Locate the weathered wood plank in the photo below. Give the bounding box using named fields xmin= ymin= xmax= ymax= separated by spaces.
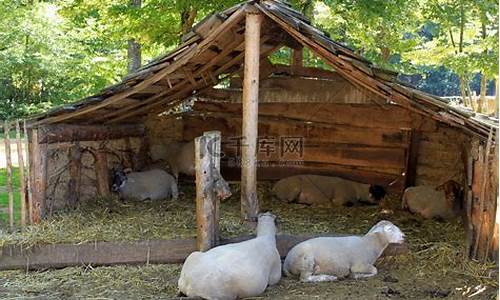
xmin=182 ymin=115 xmax=410 ymax=148
xmin=192 ymin=101 xmax=433 ymax=131
xmin=0 ymin=235 xmax=408 ymax=271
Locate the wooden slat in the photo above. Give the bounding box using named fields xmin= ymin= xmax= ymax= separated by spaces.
xmin=192 ymin=101 xmax=422 ymax=130
xmin=0 ymin=235 xmax=408 ymax=271
xmin=182 ymin=115 xmax=411 ymax=148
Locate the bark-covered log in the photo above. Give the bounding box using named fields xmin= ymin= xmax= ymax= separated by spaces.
xmin=38 ymin=124 xmax=145 ymax=144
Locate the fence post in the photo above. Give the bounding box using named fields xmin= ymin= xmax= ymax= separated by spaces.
xmin=23 ymin=120 xmax=33 ymax=224
xmin=15 ymin=120 xmax=26 ymax=228
xmin=4 ymin=121 xmax=14 ymax=230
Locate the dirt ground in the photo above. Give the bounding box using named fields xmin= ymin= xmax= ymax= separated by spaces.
xmin=0 ymin=182 xmax=498 ymax=299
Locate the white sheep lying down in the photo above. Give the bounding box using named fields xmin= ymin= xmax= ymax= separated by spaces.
xmin=178 ymin=212 xmax=281 ymax=300
xmin=402 ymin=180 xmax=463 ymax=219
xmin=272 ymin=175 xmax=386 ymax=207
xmin=283 ymin=220 xmax=405 ymax=282
xmin=111 ymin=169 xmax=178 ymax=201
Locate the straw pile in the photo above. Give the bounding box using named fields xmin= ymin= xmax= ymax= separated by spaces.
xmin=1 ymin=182 xmax=498 ymax=299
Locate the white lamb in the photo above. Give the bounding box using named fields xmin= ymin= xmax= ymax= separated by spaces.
xmin=283 ymin=220 xmax=405 ymax=282
xmin=178 ymin=212 xmax=281 ymax=300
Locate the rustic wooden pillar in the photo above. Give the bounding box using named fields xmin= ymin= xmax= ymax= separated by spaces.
xmin=95 ymin=149 xmax=110 ymax=198
xmin=67 ymin=143 xmax=82 ymax=208
xmin=4 ymin=121 xmax=14 ymax=230
xmin=195 ymin=132 xmax=221 ymax=251
xmin=15 ymin=120 xmax=26 ymax=228
xmin=291 ymin=46 xmax=303 ymax=72
xmin=29 ymin=128 xmax=48 ymax=223
xmin=24 ymin=121 xmax=33 ymax=224
xmin=241 ymin=8 xmax=262 ymax=222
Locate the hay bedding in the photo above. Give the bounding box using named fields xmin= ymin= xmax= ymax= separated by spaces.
xmin=0 ymin=183 xmax=498 ymax=299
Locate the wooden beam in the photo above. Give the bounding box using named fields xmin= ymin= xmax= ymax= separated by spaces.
xmin=29 ymin=128 xmax=48 ymax=223
xmin=38 ymin=124 xmax=145 ymax=144
xmin=15 ymin=120 xmax=27 ymax=228
xmin=4 ymin=121 xmax=14 ymax=230
xmin=0 ymin=235 xmax=408 ymax=271
xmin=23 ymin=120 xmax=33 ymax=224
xmin=240 ymin=10 xmax=262 ymax=222
xmin=291 ymin=46 xmax=303 ymax=71
xmin=195 ymin=134 xmax=219 ymax=251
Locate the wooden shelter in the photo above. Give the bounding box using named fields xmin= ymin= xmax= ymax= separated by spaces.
xmin=25 ymin=0 xmax=498 ymax=261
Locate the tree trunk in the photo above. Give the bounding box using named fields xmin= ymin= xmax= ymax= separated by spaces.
xmin=127 ymin=0 xmax=142 ymax=74
xmin=495 ymin=78 xmax=499 ymax=118
xmin=460 ymin=76 xmax=470 ymax=108
xmin=479 ymin=73 xmax=487 ymax=113
xmin=180 ymin=7 xmax=198 ymax=37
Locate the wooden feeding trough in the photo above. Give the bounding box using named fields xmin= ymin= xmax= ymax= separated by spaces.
xmin=1 ymin=0 xmax=497 ymax=269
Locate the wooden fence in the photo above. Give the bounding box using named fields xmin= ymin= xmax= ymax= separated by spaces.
xmin=0 ymin=119 xmax=32 ymax=231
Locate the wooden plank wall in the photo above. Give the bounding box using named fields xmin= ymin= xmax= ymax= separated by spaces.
xmin=146 ymin=101 xmax=469 ymax=194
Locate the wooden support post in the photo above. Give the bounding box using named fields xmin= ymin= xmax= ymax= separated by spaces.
xmin=204 ymin=131 xmax=221 ymax=244
xmin=291 ymin=46 xmax=303 ymax=73
xmin=23 ymin=121 xmax=33 ymax=224
xmin=404 ymin=129 xmax=420 ymax=188
xmin=67 ymin=143 xmax=82 ymax=208
xmin=241 ymin=9 xmax=262 ymax=222
xmin=15 ymin=120 xmax=26 ymax=228
xmin=29 ymin=128 xmax=48 ymax=223
xmin=195 ymin=134 xmax=217 ymax=251
xmin=95 ymin=149 xmax=110 ymax=198
xmin=4 ymin=121 xmax=14 ymax=230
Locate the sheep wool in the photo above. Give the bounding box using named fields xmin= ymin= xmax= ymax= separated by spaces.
xmin=283 ymin=220 xmax=405 ymax=282
xmin=178 ymin=212 xmax=281 ymax=300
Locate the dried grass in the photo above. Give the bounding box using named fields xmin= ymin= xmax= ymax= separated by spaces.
xmin=1 ymin=182 xmax=498 ymax=299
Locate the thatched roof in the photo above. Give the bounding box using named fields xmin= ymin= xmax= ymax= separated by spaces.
xmin=28 ymin=0 xmax=497 ymax=139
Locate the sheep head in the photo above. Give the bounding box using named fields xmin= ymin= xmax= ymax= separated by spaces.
xmin=111 ymin=168 xmax=128 ymax=192
xmin=368 ymin=185 xmax=387 ymax=202
xmin=367 ymin=220 xmax=405 ymax=244
xmin=256 ymin=212 xmax=277 ymax=237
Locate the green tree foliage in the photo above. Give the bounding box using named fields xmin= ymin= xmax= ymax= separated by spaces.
xmin=0 ymin=0 xmax=498 ymax=119
xmin=0 ymin=0 xmax=125 ymax=119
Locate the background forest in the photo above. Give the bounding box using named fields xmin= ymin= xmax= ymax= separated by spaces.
xmin=0 ymin=0 xmax=498 ymax=119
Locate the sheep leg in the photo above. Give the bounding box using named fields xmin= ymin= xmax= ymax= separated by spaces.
xmin=269 ymin=260 xmax=282 ymax=285
xmin=298 ymin=255 xmax=338 ymax=282
xmin=301 ymin=274 xmax=338 ymax=282
xmin=350 ymin=264 xmax=377 ymax=279
xmin=170 ymin=181 xmax=179 ymax=201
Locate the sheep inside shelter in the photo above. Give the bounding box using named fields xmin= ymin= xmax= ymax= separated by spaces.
xmin=3 ymin=1 xmax=497 ymax=298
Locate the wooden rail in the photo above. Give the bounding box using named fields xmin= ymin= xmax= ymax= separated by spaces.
xmin=0 ymin=234 xmax=409 ymax=271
